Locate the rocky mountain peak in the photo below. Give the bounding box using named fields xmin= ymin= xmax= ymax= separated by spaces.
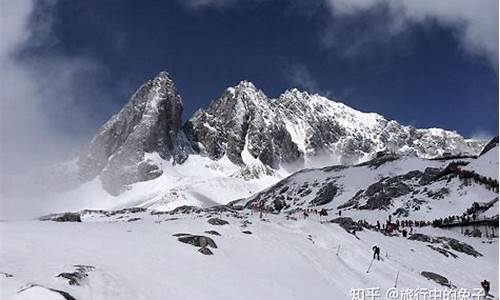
xmin=77 ymin=71 xmax=190 ymax=195
xmin=279 ymin=88 xmax=311 ymax=101
xmin=234 ymin=80 xmax=257 ymax=90
xmin=137 ymin=71 xmax=183 ymax=130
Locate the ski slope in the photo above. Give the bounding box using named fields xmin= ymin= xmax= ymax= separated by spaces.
xmin=0 ymin=211 xmax=497 ymax=300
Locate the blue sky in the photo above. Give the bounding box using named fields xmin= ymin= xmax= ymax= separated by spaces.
xmin=1 ymin=0 xmax=498 ymax=170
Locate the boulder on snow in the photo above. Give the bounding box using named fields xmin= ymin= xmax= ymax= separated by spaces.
xmin=207 ymin=218 xmax=229 ymax=225
xmin=56 ymin=265 xmax=95 ymax=286
xmin=169 ymin=205 xmax=203 ymax=215
xmin=421 ymin=271 xmax=455 ymax=288
xmin=408 ymin=233 xmax=438 ymax=243
xmin=0 ymin=272 xmax=13 ymax=278
xmin=173 ymin=233 xmax=191 ymax=237
xmin=204 ymin=230 xmax=221 ymax=236
xmin=176 ymin=234 xmax=218 ymax=249
xmin=198 ymin=247 xmax=214 ymax=255
xmin=330 ymin=217 xmax=363 ymax=233
xmin=446 ymin=238 xmax=482 ymax=257
xmin=427 ymin=245 xmax=458 ymax=259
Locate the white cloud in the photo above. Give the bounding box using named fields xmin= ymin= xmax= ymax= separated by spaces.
xmin=283 ymin=62 xmax=333 ymax=97
xmin=0 ymin=0 xmax=111 ymax=219
xmin=470 ymin=129 xmax=494 ymax=141
xmin=0 ymin=0 xmax=104 ymax=175
xmin=284 ymin=63 xmax=319 ymax=92
xmin=324 ymin=0 xmax=498 ymax=67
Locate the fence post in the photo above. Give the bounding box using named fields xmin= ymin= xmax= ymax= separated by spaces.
xmin=394 ymin=271 xmax=400 ymax=288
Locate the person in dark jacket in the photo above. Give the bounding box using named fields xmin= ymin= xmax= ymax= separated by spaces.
xmin=481 ymin=279 xmax=490 ymax=296
xmin=372 ymin=245 xmax=380 ymax=260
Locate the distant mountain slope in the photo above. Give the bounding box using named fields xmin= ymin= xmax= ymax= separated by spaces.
xmin=232 ymin=149 xmax=498 ymax=222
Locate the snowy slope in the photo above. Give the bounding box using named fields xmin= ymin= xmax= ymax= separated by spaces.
xmin=233 ymin=152 xmax=499 ymax=223
xmin=0 ymin=210 xmax=497 ymax=300
xmin=40 ymin=154 xmax=284 ymax=215
xmin=465 ymin=145 xmax=499 ymax=180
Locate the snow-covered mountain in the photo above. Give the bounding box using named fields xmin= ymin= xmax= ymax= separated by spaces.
xmin=58 ymin=71 xmax=484 ymax=211
xmin=1 ymin=72 xmax=497 ymax=300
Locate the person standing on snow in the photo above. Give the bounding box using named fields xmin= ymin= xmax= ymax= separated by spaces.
xmin=481 ymin=279 xmax=491 ymax=297
xmin=372 ymin=245 xmax=380 ymax=261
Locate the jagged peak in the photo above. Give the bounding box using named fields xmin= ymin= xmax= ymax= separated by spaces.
xmin=219 ymin=80 xmax=270 ymax=106
xmin=279 ymin=88 xmax=312 ymax=100
xmin=279 ymin=88 xmax=383 ymax=117
xmin=234 ymin=80 xmax=257 ymax=90
xmin=153 ymin=71 xmax=174 ymax=82
xmin=129 ymin=71 xmax=182 ymax=112
xmin=137 ymin=71 xmax=178 ymax=98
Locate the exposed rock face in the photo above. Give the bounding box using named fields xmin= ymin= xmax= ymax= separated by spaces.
xmin=478 ymin=136 xmax=499 ymax=156
xmin=408 ymin=233 xmax=482 ymax=257
xmin=310 ymin=182 xmax=338 ymax=206
xmin=186 ymin=85 xmax=483 ymax=170
xmin=40 ymin=212 xmax=82 ymax=222
xmin=343 ymin=167 xmax=443 ymax=210
xmin=77 ymin=72 xmax=191 ymax=195
xmin=184 ymin=81 xmax=303 ymax=169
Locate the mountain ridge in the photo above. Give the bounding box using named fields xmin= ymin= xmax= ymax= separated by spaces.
xmin=76 ymin=71 xmax=483 ymax=195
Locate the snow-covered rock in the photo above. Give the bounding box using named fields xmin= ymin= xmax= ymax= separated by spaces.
xmin=187 ymin=84 xmax=484 ymax=169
